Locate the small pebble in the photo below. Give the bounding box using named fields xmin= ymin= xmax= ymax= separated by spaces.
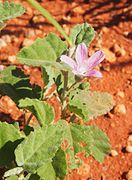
xmin=107 ymin=112 xmax=114 ymax=118
xmin=22 ymin=38 xmax=34 ymax=47
xmin=32 ymin=15 xmax=44 ymax=23
xmin=114 ymin=104 xmax=126 ymax=115
xmin=26 ymin=7 xmax=33 ymax=16
xmin=126 ymin=169 xmax=132 ymax=180
xmin=25 ymin=29 xmax=36 ymax=38
xmin=128 ymin=135 xmax=132 ymax=142
xmin=101 ymin=26 xmax=109 ymax=33
xmin=0 ymin=38 xmax=7 ymax=48
xmin=11 ymin=35 xmax=19 ymax=43
xmin=8 ymin=55 xmax=17 ymax=63
xmin=126 ymin=146 xmax=132 ymax=153
xmin=73 ymin=6 xmax=85 ymax=14
xmin=102 ymin=47 xmax=116 ymax=62
xmin=0 ymin=65 xmax=4 ymax=71
xmin=112 ymin=44 xmax=126 ymax=57
xmin=110 ymin=150 xmax=118 ymax=156
xmin=102 ymin=62 xmax=110 ymax=72
xmin=2 ymin=35 xmax=11 ymax=43
xmin=116 ymin=91 xmax=125 ymax=98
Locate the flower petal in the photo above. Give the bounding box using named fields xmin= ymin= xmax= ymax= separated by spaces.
xmin=60 ymin=55 xmax=76 ymax=69
xmin=75 ymin=43 xmax=88 ymax=65
xmin=85 ymin=69 xmax=103 ymax=78
xmin=87 ymin=50 xmax=105 ymax=70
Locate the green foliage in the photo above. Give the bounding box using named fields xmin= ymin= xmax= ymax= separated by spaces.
xmin=69 ymin=23 xmax=95 ymax=46
xmin=58 ymin=120 xmax=76 ymax=170
xmin=0 ymin=122 xmax=22 ymax=166
xmin=0 ymin=1 xmax=25 ymax=21
xmin=52 ymin=148 xmax=67 ymax=178
xmin=15 ymin=123 xmax=64 ymax=173
xmin=0 ymin=66 xmax=42 ymax=104
xmin=0 ymin=15 xmax=114 ymax=178
xmin=6 ymin=176 xmax=18 ymax=180
xmin=17 ymin=33 xmax=67 ymax=66
xmin=37 ymin=163 xmax=56 ymax=180
xmin=0 ymin=1 xmax=25 ymax=31
xmin=71 ymin=123 xmax=111 ymax=162
xmin=68 ymin=88 xmax=115 ymax=121
xmin=19 ymin=98 xmax=55 ymax=126
xmin=4 ymin=167 xmax=23 ymax=178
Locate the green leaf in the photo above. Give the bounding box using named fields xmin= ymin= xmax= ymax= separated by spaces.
xmin=15 ymin=123 xmax=64 ymax=173
xmin=0 ymin=1 xmax=25 ymax=22
xmin=4 ymin=167 xmax=23 ymax=178
xmin=52 ymin=148 xmax=67 ymax=178
xmin=43 ymin=67 xmax=76 ymax=98
xmin=68 ymin=89 xmax=115 ymax=121
xmin=25 ymin=173 xmax=40 ymax=180
xmin=37 ymin=163 xmax=56 ymax=180
xmin=6 ymin=175 xmax=18 ymax=180
xmin=19 ymin=98 xmax=55 ymax=126
xmin=0 ymin=66 xmax=42 ymax=104
xmin=0 ymin=20 xmax=6 ymax=30
xmin=58 ymin=121 xmax=76 ymax=169
xmin=17 ymin=33 xmax=67 ymax=66
xmin=69 ymin=23 xmax=95 ymax=46
xmin=0 ymin=122 xmax=22 ymax=166
xmin=71 ymin=123 xmax=111 ymax=162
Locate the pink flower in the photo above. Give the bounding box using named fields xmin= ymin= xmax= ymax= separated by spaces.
xmin=60 ymin=43 xmax=105 ymax=78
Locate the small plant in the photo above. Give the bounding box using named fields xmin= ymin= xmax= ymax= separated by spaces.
xmin=0 ymin=1 xmax=115 ymax=179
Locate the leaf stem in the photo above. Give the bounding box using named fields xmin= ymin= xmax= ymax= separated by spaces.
xmin=27 ymin=113 xmax=34 ymax=125
xmin=27 ymin=0 xmax=72 ymax=46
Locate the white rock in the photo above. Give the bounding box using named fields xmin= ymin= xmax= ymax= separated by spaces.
xmin=110 ymin=150 xmax=118 ymax=156
xmin=0 ymin=38 xmax=7 ymax=48
xmin=128 ymin=135 xmax=132 ymax=142
xmin=102 ymin=48 xmax=116 ymax=62
xmin=8 ymin=55 xmax=16 ymax=63
xmin=114 ymin=104 xmax=126 ymax=115
xmin=126 ymin=146 xmax=132 ymax=153
xmin=25 ymin=29 xmax=36 ymax=38
xmin=2 ymin=35 xmax=11 ymax=43
xmin=117 ymin=91 xmax=125 ymax=98
xmin=126 ymin=169 xmax=132 ymax=180
xmin=0 ymin=65 xmax=4 ymax=71
xmin=112 ymin=44 xmax=126 ymax=57
xmin=22 ymin=38 xmax=34 ymax=47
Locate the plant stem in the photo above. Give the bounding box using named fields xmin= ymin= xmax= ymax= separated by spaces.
xmin=27 ymin=113 xmax=34 ymax=125
xmin=27 ymin=0 xmax=72 ymax=46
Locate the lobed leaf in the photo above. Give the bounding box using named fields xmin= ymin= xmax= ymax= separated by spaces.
xmin=4 ymin=167 xmax=23 ymax=178
xmin=0 ymin=66 xmax=42 ymax=104
xmin=58 ymin=120 xmax=77 ymax=170
xmin=52 ymin=148 xmax=67 ymax=178
xmin=69 ymin=23 xmax=95 ymax=46
xmin=17 ymin=33 xmax=67 ymax=66
xmin=0 ymin=122 xmax=22 ymax=166
xmin=71 ymin=123 xmax=111 ymax=162
xmin=19 ymin=98 xmax=55 ymax=126
xmin=15 ymin=123 xmax=64 ymax=173
xmin=68 ymin=88 xmax=115 ymax=121
xmin=0 ymin=1 xmax=25 ymax=22
xmin=37 ymin=163 xmax=56 ymax=180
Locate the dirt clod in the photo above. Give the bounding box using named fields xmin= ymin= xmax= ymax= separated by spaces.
xmin=22 ymin=38 xmax=34 ymax=47
xmin=114 ymin=104 xmax=127 ymax=115
xmin=126 ymin=146 xmax=132 ymax=153
xmin=126 ymin=169 xmax=132 ymax=180
xmin=0 ymin=39 xmax=7 ymax=49
xmin=102 ymin=48 xmax=116 ymax=62
xmin=110 ymin=150 xmax=119 ymax=157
